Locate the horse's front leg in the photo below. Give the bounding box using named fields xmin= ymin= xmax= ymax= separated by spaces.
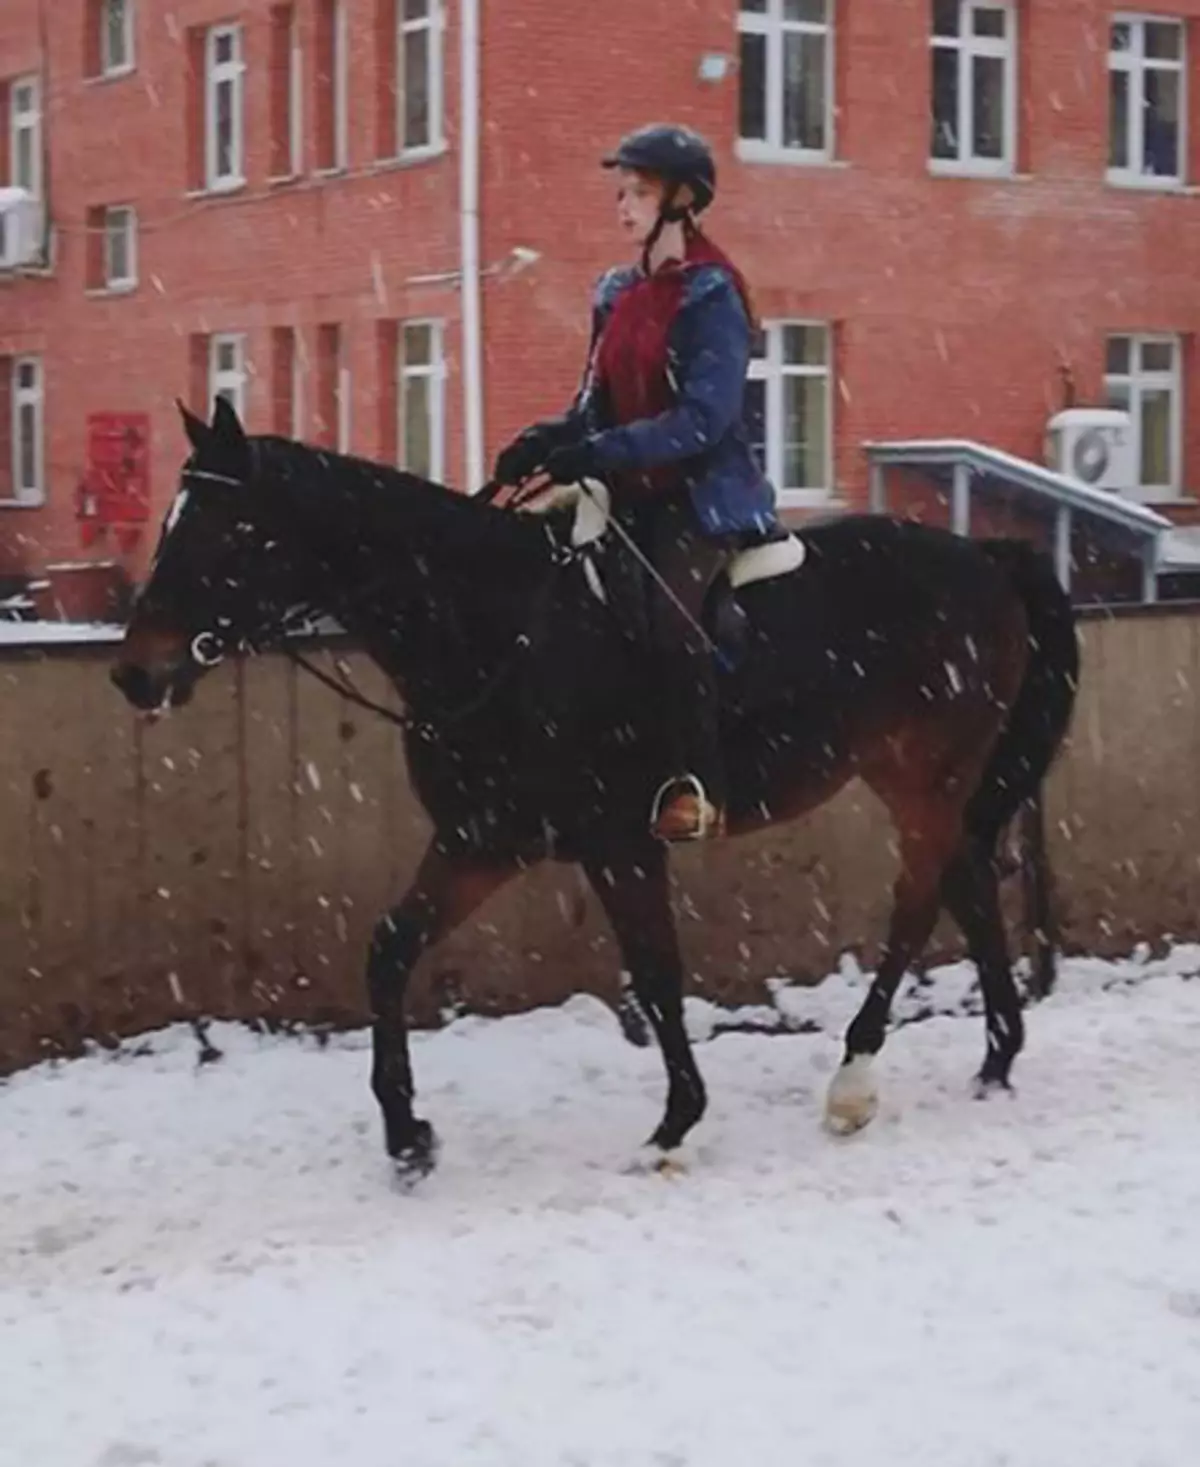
xmin=368 ymin=840 xmax=518 ymax=1181
xmin=581 ymin=843 xmax=707 ymax=1164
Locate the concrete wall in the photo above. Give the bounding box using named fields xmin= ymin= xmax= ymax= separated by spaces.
xmin=1 ymin=606 xmax=1198 ymax=1074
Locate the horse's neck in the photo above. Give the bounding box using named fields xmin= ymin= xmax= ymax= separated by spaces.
xmin=273 ymin=443 xmax=545 ymax=685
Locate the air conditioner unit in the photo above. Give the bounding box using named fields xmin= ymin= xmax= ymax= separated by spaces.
xmin=0 ymin=186 xmax=42 ymax=269
xmin=1044 ymin=407 xmax=1136 ymax=492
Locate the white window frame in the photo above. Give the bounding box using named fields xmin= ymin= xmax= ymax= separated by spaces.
xmin=6 ymin=356 xmax=44 ymax=507
xmin=100 ymin=0 xmax=135 ymax=77
xmin=736 ymin=0 xmax=835 ymax=164
xmin=103 ymin=205 xmax=137 ymax=290
xmin=204 ymin=23 xmax=245 ymax=192
xmin=929 ymin=0 xmax=1017 ymax=177
xmin=396 ymin=0 xmax=444 ymax=156
xmin=287 ymin=8 xmax=303 ymax=176
xmin=1103 ymin=333 xmax=1183 ymax=502
xmin=748 ymin=320 xmax=833 ymax=508
xmin=1107 ymin=15 xmax=1186 ymax=189
xmin=336 ymin=338 xmax=351 ymax=452
xmin=9 ymin=75 xmax=42 ymax=201
xmin=209 ymin=333 xmax=248 ymax=421
xmin=291 ymin=330 xmax=306 ymax=438
xmin=398 ymin=320 xmax=445 ymax=480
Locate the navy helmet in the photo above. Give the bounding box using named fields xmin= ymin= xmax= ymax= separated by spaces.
xmin=601 ymin=123 xmax=716 ymax=214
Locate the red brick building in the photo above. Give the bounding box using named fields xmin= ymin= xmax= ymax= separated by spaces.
xmin=2 ymin=0 xmax=1199 ymax=615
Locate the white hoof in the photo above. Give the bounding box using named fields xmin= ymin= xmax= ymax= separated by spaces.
xmin=625 ymin=1143 xmax=689 ymax=1178
xmin=825 ymin=1056 xmax=879 ymax=1135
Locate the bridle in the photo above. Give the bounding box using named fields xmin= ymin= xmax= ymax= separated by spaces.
xmin=166 ymin=464 xmax=574 ymax=736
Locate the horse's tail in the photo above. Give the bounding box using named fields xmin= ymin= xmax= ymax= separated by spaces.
xmin=967 ymin=538 xmax=1081 ymax=995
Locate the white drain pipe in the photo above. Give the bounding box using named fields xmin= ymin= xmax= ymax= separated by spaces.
xmin=459 ymin=0 xmax=484 ymax=489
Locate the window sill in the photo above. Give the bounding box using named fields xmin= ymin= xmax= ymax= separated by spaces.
xmin=268 ymin=170 xmax=303 ymax=188
xmin=777 ymin=491 xmax=844 ymax=511
xmin=373 ymin=142 xmax=449 ymax=173
xmin=186 ymin=178 xmax=247 ymax=200
xmin=1105 ymin=171 xmax=1193 ymax=195
xmin=84 ymin=63 xmax=136 ymax=86
xmin=735 ymin=140 xmax=845 ymax=169
xmin=0 ymin=496 xmax=46 ymax=510
xmin=927 ymin=159 xmax=1024 ymax=181
xmin=85 ymin=281 xmax=138 ymax=298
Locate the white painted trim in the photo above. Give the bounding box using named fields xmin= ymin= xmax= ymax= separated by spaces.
xmin=204 ymin=23 xmax=245 ymax=192
xmin=748 ymin=320 xmax=835 ymax=505
xmin=9 ymin=75 xmax=42 ymax=203
xmin=460 ymin=0 xmax=484 ymax=489
xmin=929 ymin=0 xmax=1017 ymax=173
xmin=1103 ymin=332 xmax=1184 ymax=502
xmin=6 ymin=356 xmax=45 ymax=507
xmin=737 ymin=0 xmax=834 ymax=159
xmin=1107 ymin=13 xmax=1186 ymax=186
xmin=398 ymin=319 xmax=446 ymax=482
xmin=103 ymin=205 xmax=138 ymax=290
xmin=208 ymin=332 xmax=248 ymax=421
xmin=100 ymin=0 xmax=136 ymax=76
xmin=397 ymin=0 xmax=444 ymax=155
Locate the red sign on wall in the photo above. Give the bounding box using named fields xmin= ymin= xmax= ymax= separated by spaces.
xmin=77 ymin=412 xmax=151 ymax=529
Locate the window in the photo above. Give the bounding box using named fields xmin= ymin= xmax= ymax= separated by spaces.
xmin=103 ymin=205 xmax=137 ymax=289
xmin=930 ymin=0 xmax=1015 ymax=173
xmin=269 ymin=6 xmax=302 ymax=177
xmin=205 ymin=24 xmax=245 ymax=190
xmin=397 ymin=0 xmax=443 ymax=153
xmin=316 ymin=0 xmax=349 ymax=170
xmin=737 ymin=0 xmax=833 ymax=159
xmin=101 ymin=0 xmax=134 ymax=75
xmin=209 ymin=333 xmax=248 ymax=420
xmin=9 ymin=76 xmax=41 ymax=201
xmin=271 ymin=327 xmax=302 ymax=435
xmin=1104 ymin=335 xmax=1182 ymax=500
xmin=398 ymin=321 xmax=444 ymax=479
xmin=745 ymin=323 xmax=831 ymax=506
xmin=1108 ymin=17 xmax=1185 ymax=185
xmin=3 ymin=357 xmax=44 ymax=506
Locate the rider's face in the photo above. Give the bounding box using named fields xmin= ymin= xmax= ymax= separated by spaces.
xmin=615 ymin=169 xmax=664 ymax=245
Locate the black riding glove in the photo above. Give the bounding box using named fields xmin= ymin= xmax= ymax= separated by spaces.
xmin=543 ymin=440 xmax=604 ymax=486
xmin=493 ymin=417 xmax=578 ymax=485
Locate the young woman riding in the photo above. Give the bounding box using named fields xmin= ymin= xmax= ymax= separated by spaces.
xmin=493 ymin=122 xmax=778 ymax=843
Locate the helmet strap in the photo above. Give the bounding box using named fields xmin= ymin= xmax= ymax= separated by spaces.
xmin=640 ymin=182 xmax=691 ymax=275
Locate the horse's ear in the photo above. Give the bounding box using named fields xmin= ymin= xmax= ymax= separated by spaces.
xmin=211 ymin=394 xmax=247 ymax=444
xmin=177 ymin=398 xmax=210 ymax=451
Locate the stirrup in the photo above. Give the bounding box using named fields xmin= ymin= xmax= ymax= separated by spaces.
xmin=649 ymin=774 xmax=724 ymax=842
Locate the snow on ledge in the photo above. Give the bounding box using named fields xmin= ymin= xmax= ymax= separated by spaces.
xmin=0 ymin=620 xmax=125 ymax=647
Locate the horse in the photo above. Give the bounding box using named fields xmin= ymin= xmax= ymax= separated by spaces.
xmin=111 ymin=398 xmax=1080 ymax=1181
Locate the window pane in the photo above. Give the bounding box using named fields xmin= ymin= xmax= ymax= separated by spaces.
xmin=1105 ymin=337 xmax=1131 ymax=375
xmin=1145 ymin=21 xmax=1182 ymax=62
xmin=749 ymin=327 xmax=767 ymax=361
xmin=18 ymin=402 xmax=37 ymax=489
xmin=1110 ymin=21 xmax=1131 ymax=54
xmin=738 ymin=32 xmax=768 ymax=141
xmin=1109 ymin=69 xmax=1130 ymax=169
xmin=784 ymin=0 xmax=825 ymax=21
xmin=403 ymin=378 xmax=432 ymax=477
xmin=931 ymin=46 xmax=960 ymax=159
xmin=404 ymin=0 xmax=430 ymax=19
xmin=744 ymin=377 xmax=767 ymax=473
xmin=216 ymin=79 xmax=235 ymax=175
xmin=1143 ymin=69 xmax=1180 ymax=176
xmin=106 ymin=0 xmax=129 ymax=68
xmin=404 ymin=324 xmax=433 ymax=367
xmin=402 ymin=28 xmax=430 ymax=147
xmin=971 ymin=53 xmax=1006 ymax=159
xmin=1104 ymin=381 xmax=1131 ymax=413
xmin=783 ymin=374 xmax=828 ymax=489
xmin=215 ymin=31 xmax=234 ymax=64
xmin=1139 ymin=340 xmax=1175 ymax=373
xmin=107 ymin=216 xmax=128 ymax=279
xmin=16 ymin=360 xmax=36 ymax=391
xmin=782 ymin=31 xmax=826 ymax=150
xmin=933 ymin=0 xmax=960 ymax=39
xmin=971 ymin=5 xmax=1006 ymax=39
xmin=740 ymin=0 xmax=767 ymax=12
xmin=217 ymin=341 xmax=238 ymax=372
xmin=14 ymin=131 xmax=34 ymax=191
xmin=13 ymin=82 xmax=35 ymax=114
xmin=1140 ymin=390 xmax=1172 ymax=485
xmin=782 ymin=324 xmax=827 ymax=366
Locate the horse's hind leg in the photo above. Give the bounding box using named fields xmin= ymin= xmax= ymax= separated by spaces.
xmin=825 ymin=798 xmax=964 ymax=1134
xmin=581 ymin=843 xmax=707 ymax=1162
xmin=940 ymin=836 xmax=1025 ymax=1094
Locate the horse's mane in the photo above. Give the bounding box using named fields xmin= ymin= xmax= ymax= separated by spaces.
xmin=253 ymin=435 xmax=545 ymax=569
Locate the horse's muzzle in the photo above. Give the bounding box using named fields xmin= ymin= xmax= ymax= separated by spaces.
xmin=110 ymin=657 xmax=196 ymax=713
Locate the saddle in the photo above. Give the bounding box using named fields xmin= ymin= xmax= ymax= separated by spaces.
xmin=516 ymin=479 xmax=807 ymax=669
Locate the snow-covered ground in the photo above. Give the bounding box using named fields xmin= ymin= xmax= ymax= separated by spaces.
xmin=3 ymin=951 xmax=1200 ymax=1467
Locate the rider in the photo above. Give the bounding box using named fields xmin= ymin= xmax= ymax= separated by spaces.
xmin=493 ymin=122 xmax=778 ymax=843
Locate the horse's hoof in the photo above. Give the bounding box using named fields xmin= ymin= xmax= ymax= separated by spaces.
xmin=390 ymin=1119 xmax=439 ymax=1188
xmin=824 ymin=1056 xmax=879 ymax=1135
xmin=973 ymin=1072 xmax=1015 ymax=1101
xmin=625 ymin=1143 xmax=689 ymax=1177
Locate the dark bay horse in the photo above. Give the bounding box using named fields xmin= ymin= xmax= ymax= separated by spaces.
xmin=112 ymin=399 xmax=1079 ymax=1180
